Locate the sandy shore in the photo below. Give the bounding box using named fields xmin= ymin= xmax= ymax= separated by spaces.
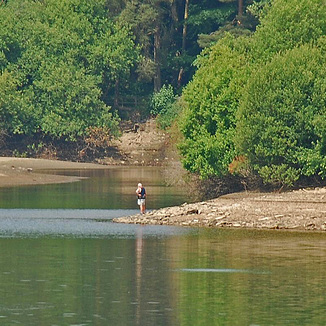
xmin=0 ymin=157 xmax=109 ymax=187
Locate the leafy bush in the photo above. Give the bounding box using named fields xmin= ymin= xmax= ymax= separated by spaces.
xmin=156 ymin=101 xmax=182 ymax=130
xmin=236 ymin=44 xmax=326 ymax=187
xmin=0 ymin=0 xmax=138 ymax=140
xmin=150 ymin=84 xmax=180 ymax=129
xmin=150 ymin=85 xmax=176 ymax=116
xmin=178 ymin=35 xmax=250 ymax=178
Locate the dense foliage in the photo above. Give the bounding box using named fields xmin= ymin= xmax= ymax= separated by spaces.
xmin=0 ymin=0 xmax=139 ymax=140
xmin=5 ymin=0 xmax=323 ymax=190
xmin=179 ymin=0 xmax=326 ymax=187
xmin=237 ymin=43 xmax=326 ymax=186
xmin=117 ymin=0 xmax=252 ymax=92
xmin=0 ymin=0 xmax=255 ymax=150
xmin=179 ymin=35 xmax=250 ymax=177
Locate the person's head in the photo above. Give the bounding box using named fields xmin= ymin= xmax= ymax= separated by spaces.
xmin=138 ymin=183 xmax=142 ymax=188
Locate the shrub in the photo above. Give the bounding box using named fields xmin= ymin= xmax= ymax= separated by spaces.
xmin=236 ymin=44 xmax=326 ymax=187
xmin=150 ymin=84 xmax=176 ymax=116
xmin=150 ymin=84 xmax=180 ymax=129
xmin=178 ymin=35 xmax=250 ymax=178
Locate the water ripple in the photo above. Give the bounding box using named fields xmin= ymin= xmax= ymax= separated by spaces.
xmin=177 ymin=268 xmax=270 ymax=274
xmin=0 ymin=209 xmax=189 ymax=238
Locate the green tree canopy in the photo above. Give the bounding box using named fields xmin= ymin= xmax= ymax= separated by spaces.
xmin=178 ymin=0 xmax=326 ymax=187
xmin=0 ymin=0 xmax=139 ymax=139
xmin=251 ymin=0 xmax=326 ymax=60
xmin=179 ymin=35 xmax=250 ymax=177
xmin=236 ymin=42 xmax=326 ymax=186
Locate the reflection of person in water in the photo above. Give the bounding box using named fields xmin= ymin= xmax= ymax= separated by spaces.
xmin=135 ymin=227 xmax=143 ymax=325
xmin=136 ymin=183 xmax=146 ymax=214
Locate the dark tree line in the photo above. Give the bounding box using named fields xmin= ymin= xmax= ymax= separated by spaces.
xmin=0 ymin=0 xmax=260 ymax=159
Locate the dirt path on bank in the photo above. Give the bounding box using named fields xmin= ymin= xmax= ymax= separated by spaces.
xmin=102 ymin=118 xmax=176 ymax=166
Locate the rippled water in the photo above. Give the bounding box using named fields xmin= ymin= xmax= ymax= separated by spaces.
xmin=0 ymin=226 xmax=325 ymax=326
xmin=0 ymin=167 xmax=325 ymax=326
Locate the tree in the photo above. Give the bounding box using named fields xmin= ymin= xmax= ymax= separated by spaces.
xmin=234 ymin=0 xmax=326 ymax=186
xmin=236 ymin=43 xmax=326 ymax=187
xmin=177 ymin=0 xmax=189 ymax=87
xmin=197 ymin=0 xmax=260 ymax=48
xmin=178 ymin=0 xmax=326 ymax=186
xmin=180 ymin=0 xmax=238 ymax=82
xmin=0 ymin=0 xmax=139 ymax=140
xmin=251 ymin=0 xmax=326 ymax=61
xmin=118 ymin=0 xmax=169 ymax=92
xmin=178 ymin=35 xmax=250 ymax=178
xmin=118 ymin=0 xmax=243 ymax=93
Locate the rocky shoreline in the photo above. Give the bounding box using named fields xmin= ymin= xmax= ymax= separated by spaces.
xmin=113 ymin=187 xmax=326 ymax=232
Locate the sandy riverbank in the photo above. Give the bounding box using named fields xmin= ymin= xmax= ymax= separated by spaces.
xmin=0 ymin=119 xmax=171 ymax=188
xmin=0 ymin=157 xmax=110 ymax=187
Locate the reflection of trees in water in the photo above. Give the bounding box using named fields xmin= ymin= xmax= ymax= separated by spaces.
xmin=135 ymin=227 xmax=143 ymax=325
xmin=0 ymin=166 xmax=189 ymax=209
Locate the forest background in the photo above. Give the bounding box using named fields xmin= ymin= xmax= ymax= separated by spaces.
xmin=1 ymin=0 xmax=326 ymax=194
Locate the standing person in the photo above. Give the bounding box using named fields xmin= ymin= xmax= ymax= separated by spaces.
xmin=136 ymin=183 xmax=146 ymax=214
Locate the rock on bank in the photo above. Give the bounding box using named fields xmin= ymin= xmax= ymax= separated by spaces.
xmin=113 ymin=188 xmax=326 ymax=232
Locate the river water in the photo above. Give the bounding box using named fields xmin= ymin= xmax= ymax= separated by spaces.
xmin=0 ymin=167 xmax=325 ymax=325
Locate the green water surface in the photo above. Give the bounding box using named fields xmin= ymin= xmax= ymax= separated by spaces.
xmin=0 ymin=229 xmax=325 ymax=326
xmin=0 ymin=166 xmax=325 ymax=325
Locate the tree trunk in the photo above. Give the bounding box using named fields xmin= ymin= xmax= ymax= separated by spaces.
xmin=177 ymin=0 xmax=189 ymax=87
xmin=171 ymin=0 xmax=179 ymax=27
xmin=181 ymin=0 xmax=189 ymax=52
xmin=238 ymin=0 xmax=243 ymax=17
xmin=114 ymin=79 xmax=119 ymax=108
xmin=153 ymin=25 xmax=162 ymax=92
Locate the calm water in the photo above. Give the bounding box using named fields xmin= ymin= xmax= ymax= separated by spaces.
xmin=0 ymin=167 xmax=187 ymax=209
xmin=0 ymin=167 xmax=325 ymax=326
